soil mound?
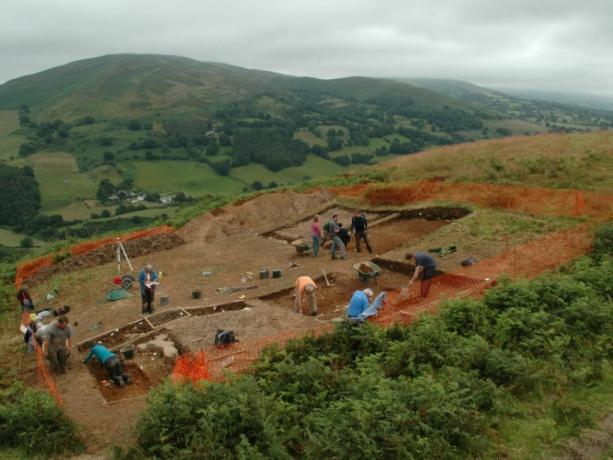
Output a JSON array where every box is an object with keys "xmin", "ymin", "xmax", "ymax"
[
  {"xmin": 179, "ymin": 189, "xmax": 334, "ymax": 242},
  {"xmin": 27, "ymin": 233, "xmax": 185, "ymax": 285}
]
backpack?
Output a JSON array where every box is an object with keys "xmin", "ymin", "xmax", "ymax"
[
  {"xmin": 323, "ymin": 221, "xmax": 331, "ymax": 234},
  {"xmin": 214, "ymin": 329, "xmax": 236, "ymax": 347}
]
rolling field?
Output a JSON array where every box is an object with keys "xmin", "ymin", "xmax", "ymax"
[
  {"xmin": 30, "ymin": 152, "xmax": 101, "ymax": 212},
  {"xmin": 230, "ymin": 154, "xmax": 346, "ymax": 184},
  {"xmin": 0, "ymin": 109, "xmax": 24, "ymax": 160},
  {"xmin": 120, "ymin": 160, "xmax": 245, "ymax": 196},
  {"xmin": 0, "ymin": 227, "xmax": 45, "ymax": 247}
]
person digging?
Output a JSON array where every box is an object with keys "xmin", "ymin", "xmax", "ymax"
[
  {"xmin": 294, "ymin": 275, "xmax": 318, "ymax": 316},
  {"xmin": 43, "ymin": 315, "xmax": 73, "ymax": 374},
  {"xmin": 83, "ymin": 343, "xmax": 131, "ymax": 387},
  {"xmin": 405, "ymin": 252, "xmax": 437, "ymax": 298},
  {"xmin": 139, "ymin": 264, "xmax": 159, "ymax": 314}
]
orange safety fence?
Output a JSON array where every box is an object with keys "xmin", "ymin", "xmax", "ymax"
[
  {"xmin": 170, "ymin": 224, "xmax": 594, "ymax": 382},
  {"xmin": 332, "ymin": 181, "xmax": 613, "ymax": 221},
  {"xmin": 374, "ymin": 224, "xmax": 593, "ymax": 326},
  {"xmin": 171, "ymin": 325, "xmax": 333, "ymax": 383},
  {"xmin": 15, "ymin": 225, "xmax": 174, "ymax": 288}
]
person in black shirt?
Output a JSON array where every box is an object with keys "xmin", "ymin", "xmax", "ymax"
[
  {"xmin": 405, "ymin": 252, "xmax": 437, "ymax": 297},
  {"xmin": 351, "ymin": 210, "xmax": 373, "ymax": 253}
]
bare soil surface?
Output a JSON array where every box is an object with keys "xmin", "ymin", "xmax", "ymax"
[
  {"xmin": 12, "ymin": 192, "xmax": 500, "ymax": 456},
  {"xmin": 167, "ymin": 301, "xmax": 323, "ymax": 350},
  {"xmin": 86, "ymin": 361, "xmax": 151, "ymax": 403},
  {"xmin": 555, "ymin": 413, "xmax": 613, "ymax": 460},
  {"xmin": 265, "ymin": 271, "xmax": 410, "ymax": 320}
]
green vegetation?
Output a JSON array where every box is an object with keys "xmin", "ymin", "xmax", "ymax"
[
  {"xmin": 117, "ymin": 251, "xmax": 612, "ymax": 459},
  {"xmin": 0, "ymin": 164, "xmax": 40, "ymax": 226},
  {"xmin": 0, "ymin": 383, "xmax": 82, "ymax": 458}
]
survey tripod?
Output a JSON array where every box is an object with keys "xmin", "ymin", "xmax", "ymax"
[{"xmin": 116, "ymin": 238, "xmax": 134, "ymax": 273}]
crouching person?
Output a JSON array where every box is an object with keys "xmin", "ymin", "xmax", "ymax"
[
  {"xmin": 294, "ymin": 276, "xmax": 318, "ymax": 316},
  {"xmin": 346, "ymin": 288, "xmax": 386, "ymax": 321},
  {"xmin": 83, "ymin": 344, "xmax": 131, "ymax": 387}
]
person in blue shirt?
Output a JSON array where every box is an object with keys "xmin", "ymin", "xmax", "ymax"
[
  {"xmin": 405, "ymin": 252, "xmax": 437, "ymax": 297},
  {"xmin": 83, "ymin": 344, "xmax": 131, "ymax": 387},
  {"xmin": 138, "ymin": 264, "xmax": 159, "ymax": 314},
  {"xmin": 346, "ymin": 288, "xmax": 386, "ymax": 321}
]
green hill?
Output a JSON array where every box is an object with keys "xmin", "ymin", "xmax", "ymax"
[{"xmin": 0, "ymin": 54, "xmax": 610, "ymax": 234}]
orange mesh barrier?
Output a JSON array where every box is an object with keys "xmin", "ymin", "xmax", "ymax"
[
  {"xmin": 171, "ymin": 350, "xmax": 210, "ymax": 384},
  {"xmin": 30, "ymin": 340, "xmax": 62, "ymax": 405},
  {"xmin": 374, "ymin": 225, "xmax": 592, "ymax": 326},
  {"xmin": 351, "ymin": 182, "xmax": 613, "ymax": 220},
  {"xmin": 169, "ymin": 225, "xmax": 592, "ymax": 383},
  {"xmin": 15, "ymin": 225, "xmax": 174, "ymax": 288}
]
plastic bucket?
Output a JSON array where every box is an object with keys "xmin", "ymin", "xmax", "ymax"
[{"xmin": 120, "ymin": 344, "xmax": 135, "ymax": 360}]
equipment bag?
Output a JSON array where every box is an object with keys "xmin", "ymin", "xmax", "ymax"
[{"xmin": 214, "ymin": 329, "xmax": 236, "ymax": 346}]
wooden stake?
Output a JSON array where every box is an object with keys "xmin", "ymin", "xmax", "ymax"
[{"xmin": 322, "ymin": 269, "xmax": 330, "ymax": 287}]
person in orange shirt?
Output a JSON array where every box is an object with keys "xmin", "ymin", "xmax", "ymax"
[{"xmin": 294, "ymin": 276, "xmax": 317, "ymax": 316}]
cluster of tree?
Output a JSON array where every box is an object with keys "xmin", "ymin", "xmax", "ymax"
[
  {"xmin": 232, "ymin": 128, "xmax": 309, "ymax": 171},
  {"xmin": 18, "ymin": 118, "xmax": 72, "ymax": 157},
  {"xmin": 251, "ymin": 180, "xmax": 278, "ymax": 191},
  {"xmin": 126, "ymin": 120, "xmax": 153, "ymax": 131},
  {"xmin": 14, "ymin": 214, "xmax": 77, "ymax": 240},
  {"xmin": 125, "ymin": 244, "xmax": 612, "ymax": 459},
  {"xmin": 332, "ymin": 152, "xmax": 375, "ymax": 166},
  {"xmin": 0, "ymin": 165, "xmax": 41, "ymax": 226},
  {"xmin": 96, "ymin": 178, "xmax": 135, "ymax": 202},
  {"xmin": 115, "ymin": 203, "xmax": 146, "ymax": 216}
]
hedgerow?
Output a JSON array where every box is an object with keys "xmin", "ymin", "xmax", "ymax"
[{"xmin": 122, "ymin": 254, "xmax": 612, "ymax": 459}]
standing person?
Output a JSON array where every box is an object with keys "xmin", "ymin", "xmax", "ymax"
[
  {"xmin": 329, "ymin": 214, "xmax": 347, "ymax": 260},
  {"xmin": 405, "ymin": 252, "xmax": 437, "ymax": 297},
  {"xmin": 351, "ymin": 210, "xmax": 373, "ymax": 254},
  {"xmin": 294, "ymin": 276, "xmax": 318, "ymax": 316},
  {"xmin": 346, "ymin": 288, "xmax": 387, "ymax": 321},
  {"xmin": 139, "ymin": 264, "xmax": 159, "ymax": 314},
  {"xmin": 311, "ymin": 215, "xmax": 322, "ymax": 257},
  {"xmin": 83, "ymin": 344, "xmax": 131, "ymax": 387},
  {"xmin": 43, "ymin": 315, "xmax": 73, "ymax": 374}
]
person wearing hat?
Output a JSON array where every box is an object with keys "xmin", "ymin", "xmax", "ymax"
[
  {"xmin": 294, "ymin": 276, "xmax": 318, "ymax": 316},
  {"xmin": 138, "ymin": 264, "xmax": 159, "ymax": 314},
  {"xmin": 83, "ymin": 344, "xmax": 131, "ymax": 387},
  {"xmin": 346, "ymin": 288, "xmax": 386, "ymax": 320}
]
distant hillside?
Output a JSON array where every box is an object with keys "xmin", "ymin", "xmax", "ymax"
[
  {"xmin": 0, "ymin": 54, "xmax": 610, "ymax": 229},
  {"xmin": 493, "ymin": 87, "xmax": 613, "ymax": 113},
  {"xmin": 0, "ymin": 54, "xmax": 464, "ymax": 119}
]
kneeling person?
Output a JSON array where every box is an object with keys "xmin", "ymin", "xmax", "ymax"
[
  {"xmin": 346, "ymin": 288, "xmax": 386, "ymax": 321},
  {"xmin": 83, "ymin": 344, "xmax": 131, "ymax": 387}
]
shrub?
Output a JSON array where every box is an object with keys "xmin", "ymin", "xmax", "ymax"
[
  {"xmin": 592, "ymin": 223, "xmax": 613, "ymax": 260},
  {"xmin": 19, "ymin": 237, "xmax": 33, "ymax": 248},
  {"xmin": 0, "ymin": 383, "xmax": 82, "ymax": 456}
]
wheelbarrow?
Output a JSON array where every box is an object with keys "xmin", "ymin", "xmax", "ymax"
[
  {"xmin": 353, "ymin": 261, "xmax": 382, "ymax": 282},
  {"xmin": 291, "ymin": 239, "xmax": 312, "ymax": 255}
]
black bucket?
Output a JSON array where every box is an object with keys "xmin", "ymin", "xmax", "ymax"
[
  {"xmin": 260, "ymin": 269, "xmax": 270, "ymax": 279},
  {"xmin": 120, "ymin": 344, "xmax": 135, "ymax": 360},
  {"xmin": 192, "ymin": 289, "xmax": 201, "ymax": 299},
  {"xmin": 272, "ymin": 269, "xmax": 282, "ymax": 279}
]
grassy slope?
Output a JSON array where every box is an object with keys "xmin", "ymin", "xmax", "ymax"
[
  {"xmin": 378, "ymin": 131, "xmax": 613, "ymax": 192},
  {"xmin": 29, "ymin": 152, "xmax": 100, "ymax": 211},
  {"xmin": 120, "ymin": 160, "xmax": 245, "ymax": 196}
]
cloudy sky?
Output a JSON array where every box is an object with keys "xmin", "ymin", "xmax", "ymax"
[{"xmin": 2, "ymin": 0, "xmax": 612, "ymax": 95}]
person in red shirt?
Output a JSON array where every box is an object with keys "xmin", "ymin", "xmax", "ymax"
[{"xmin": 311, "ymin": 215, "xmax": 322, "ymax": 257}]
